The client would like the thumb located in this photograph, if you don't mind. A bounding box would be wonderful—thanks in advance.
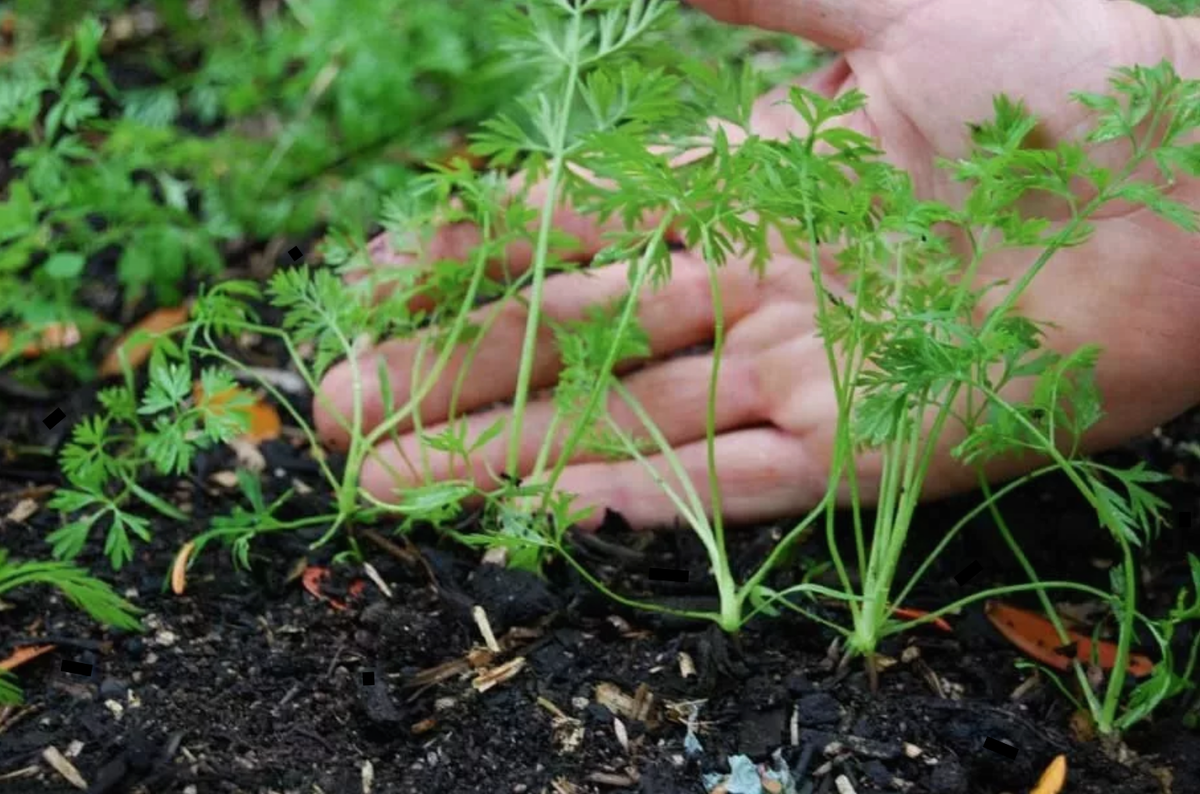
[685,0,909,51]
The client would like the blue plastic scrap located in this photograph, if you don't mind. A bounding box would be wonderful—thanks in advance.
[702,750,797,794]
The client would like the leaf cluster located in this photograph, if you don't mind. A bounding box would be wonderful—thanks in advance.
[49,332,256,568]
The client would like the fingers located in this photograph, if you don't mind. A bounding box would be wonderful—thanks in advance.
[550,426,865,530]
[356,173,620,312]
[686,0,913,51]
[316,251,784,449]
[356,349,768,499]
[360,169,678,312]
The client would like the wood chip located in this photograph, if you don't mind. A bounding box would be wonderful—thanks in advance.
[1010,672,1043,701]
[230,438,266,472]
[1,644,56,672]
[0,323,81,358]
[170,541,195,595]
[613,717,629,752]
[481,546,508,566]
[834,774,857,794]
[0,766,40,783]
[584,771,640,787]
[595,682,638,719]
[1031,754,1067,794]
[209,470,239,489]
[408,658,471,688]
[677,651,696,679]
[550,778,579,794]
[631,682,654,722]
[361,562,393,600]
[5,498,38,524]
[472,606,500,654]
[471,657,525,693]
[411,717,437,735]
[361,759,374,794]
[238,366,307,395]
[465,647,496,669]
[41,746,87,790]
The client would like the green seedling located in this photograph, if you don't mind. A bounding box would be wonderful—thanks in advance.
[380,0,1197,737]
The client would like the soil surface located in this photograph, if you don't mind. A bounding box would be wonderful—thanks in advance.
[2,383,1200,793]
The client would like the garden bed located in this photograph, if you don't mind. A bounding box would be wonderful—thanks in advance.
[1,388,1198,793]
[3,2,1200,792]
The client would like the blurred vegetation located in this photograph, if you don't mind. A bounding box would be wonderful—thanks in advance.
[0,0,814,381]
[2,0,1186,382]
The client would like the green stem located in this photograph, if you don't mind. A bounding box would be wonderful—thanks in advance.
[538,219,673,490]
[506,7,585,477]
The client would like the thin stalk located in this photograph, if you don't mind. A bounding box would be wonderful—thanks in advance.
[360,222,493,448]
[880,579,1124,633]
[890,463,1063,609]
[603,408,704,530]
[797,156,864,625]
[607,385,742,630]
[538,219,673,489]
[505,7,585,477]
[983,476,1106,721]
[974,385,1144,733]
[700,231,737,630]
[1100,535,1138,730]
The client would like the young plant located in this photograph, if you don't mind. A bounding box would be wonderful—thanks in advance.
[0,546,141,705]
[46,340,260,570]
[727,62,1200,734]
[384,0,1200,737]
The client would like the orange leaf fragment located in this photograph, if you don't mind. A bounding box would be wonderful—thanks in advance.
[171,541,195,595]
[301,565,347,611]
[0,323,81,358]
[1030,754,1067,794]
[0,643,56,672]
[892,605,953,633]
[98,305,190,377]
[985,600,1155,677]
[192,382,281,443]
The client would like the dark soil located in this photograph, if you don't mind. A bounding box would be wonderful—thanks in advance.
[2,388,1200,793]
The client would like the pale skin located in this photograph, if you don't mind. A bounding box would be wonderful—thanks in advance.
[315,0,1200,530]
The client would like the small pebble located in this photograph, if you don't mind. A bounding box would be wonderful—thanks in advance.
[98,678,128,700]
[795,693,841,726]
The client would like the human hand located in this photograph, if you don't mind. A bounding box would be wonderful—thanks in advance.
[315,0,1200,529]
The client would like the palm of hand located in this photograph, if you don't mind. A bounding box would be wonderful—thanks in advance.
[316,0,1200,528]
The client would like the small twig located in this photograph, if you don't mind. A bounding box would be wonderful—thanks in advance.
[290,725,335,753]
[472,606,500,654]
[277,683,301,708]
[0,484,56,504]
[0,703,39,737]
[566,528,646,564]
[324,638,346,679]
[357,527,438,585]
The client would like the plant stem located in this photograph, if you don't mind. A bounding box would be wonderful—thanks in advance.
[505,6,585,477]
